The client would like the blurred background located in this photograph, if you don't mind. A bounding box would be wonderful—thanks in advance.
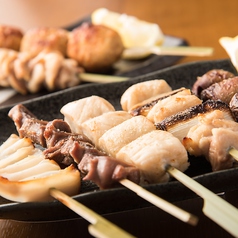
[0,0,237,63]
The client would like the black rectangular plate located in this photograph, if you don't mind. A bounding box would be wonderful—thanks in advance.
[0,59,237,222]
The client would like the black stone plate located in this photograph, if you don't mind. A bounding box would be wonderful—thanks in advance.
[0,59,237,222]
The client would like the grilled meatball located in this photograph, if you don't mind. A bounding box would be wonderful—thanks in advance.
[0,25,23,51]
[67,23,124,73]
[20,27,69,57]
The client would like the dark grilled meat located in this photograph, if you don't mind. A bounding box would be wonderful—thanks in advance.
[8,104,48,147]
[200,76,238,104]
[8,104,140,189]
[192,69,235,97]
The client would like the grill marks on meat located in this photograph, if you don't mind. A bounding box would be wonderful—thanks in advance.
[8,104,140,189]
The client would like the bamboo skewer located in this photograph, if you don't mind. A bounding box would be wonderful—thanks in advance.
[79,73,129,83]
[166,165,238,237]
[122,46,214,60]
[119,179,198,226]
[50,188,136,238]
[229,148,238,161]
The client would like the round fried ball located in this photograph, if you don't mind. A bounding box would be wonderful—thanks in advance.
[20,27,69,57]
[0,25,23,51]
[67,23,124,73]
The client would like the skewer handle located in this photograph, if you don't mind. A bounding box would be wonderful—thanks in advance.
[50,188,136,238]
[120,179,198,226]
[79,73,129,83]
[166,165,238,237]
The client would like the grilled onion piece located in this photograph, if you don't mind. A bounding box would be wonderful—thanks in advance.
[0,134,80,202]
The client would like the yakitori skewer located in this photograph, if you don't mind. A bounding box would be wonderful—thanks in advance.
[50,188,136,238]
[166,165,238,237]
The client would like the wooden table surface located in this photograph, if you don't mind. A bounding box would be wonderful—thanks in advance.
[0,1,238,237]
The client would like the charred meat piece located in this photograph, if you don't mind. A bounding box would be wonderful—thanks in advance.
[43,119,90,148]
[192,69,235,97]
[8,104,48,147]
[200,76,238,104]
[79,154,140,189]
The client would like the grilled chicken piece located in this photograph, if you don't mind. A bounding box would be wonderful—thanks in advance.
[155,100,235,142]
[0,49,83,94]
[200,76,238,104]
[192,69,235,97]
[61,96,115,134]
[183,111,238,171]
[98,115,155,157]
[120,79,172,111]
[209,128,238,171]
[116,130,189,184]
[82,111,132,148]
[146,89,202,123]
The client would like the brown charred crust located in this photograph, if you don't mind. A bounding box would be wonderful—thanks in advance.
[155,100,233,130]
[130,88,186,116]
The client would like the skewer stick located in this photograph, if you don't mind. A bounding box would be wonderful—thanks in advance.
[229,148,238,161]
[119,179,198,226]
[50,188,136,238]
[79,73,129,83]
[166,165,238,237]
[122,46,214,60]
